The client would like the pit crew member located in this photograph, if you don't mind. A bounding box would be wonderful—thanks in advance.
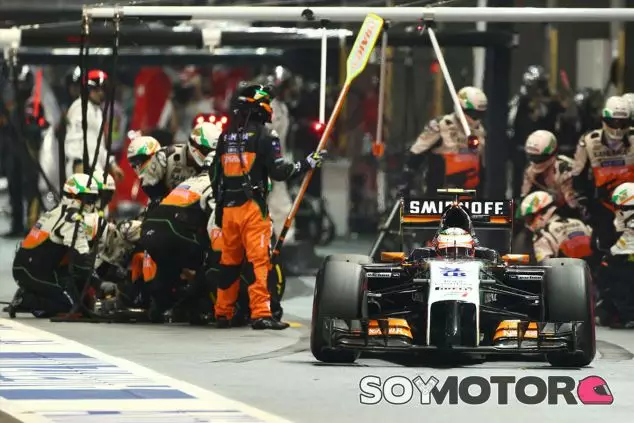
[9,173,103,317]
[595,182,634,328]
[128,122,215,210]
[517,191,594,264]
[140,128,221,323]
[400,86,487,196]
[521,130,585,217]
[210,84,326,330]
[64,70,124,182]
[572,96,634,251]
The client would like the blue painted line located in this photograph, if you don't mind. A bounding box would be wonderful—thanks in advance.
[0,389,196,400]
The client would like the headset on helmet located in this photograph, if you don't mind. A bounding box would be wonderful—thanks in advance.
[189,121,222,167]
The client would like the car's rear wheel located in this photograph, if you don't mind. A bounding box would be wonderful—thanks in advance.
[311,258,368,363]
[543,258,596,367]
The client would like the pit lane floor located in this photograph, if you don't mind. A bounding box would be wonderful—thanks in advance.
[1,217,634,422]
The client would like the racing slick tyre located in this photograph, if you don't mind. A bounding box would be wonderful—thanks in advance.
[543,258,596,368]
[311,260,367,363]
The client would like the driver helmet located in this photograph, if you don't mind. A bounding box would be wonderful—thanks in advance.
[127,136,161,176]
[525,130,558,171]
[517,191,557,232]
[456,86,487,126]
[611,182,634,232]
[602,96,631,141]
[61,173,100,211]
[189,121,221,167]
[435,227,475,258]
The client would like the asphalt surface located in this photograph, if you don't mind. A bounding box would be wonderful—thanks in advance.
[1,207,634,422]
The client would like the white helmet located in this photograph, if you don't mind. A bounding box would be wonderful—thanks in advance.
[602,96,631,140]
[92,168,116,206]
[525,130,558,165]
[622,93,634,116]
[456,86,487,123]
[62,173,100,210]
[518,191,556,232]
[127,136,161,174]
[189,121,222,167]
[612,182,634,232]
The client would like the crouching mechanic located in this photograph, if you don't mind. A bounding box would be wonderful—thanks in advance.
[128,122,215,211]
[210,84,326,330]
[516,191,594,264]
[140,126,222,323]
[9,174,103,318]
[494,193,594,345]
[595,182,634,328]
[522,130,586,218]
[400,86,487,196]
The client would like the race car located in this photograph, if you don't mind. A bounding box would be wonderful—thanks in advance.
[310,189,595,367]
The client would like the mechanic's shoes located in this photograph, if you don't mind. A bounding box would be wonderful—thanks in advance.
[215,317,232,328]
[251,317,290,330]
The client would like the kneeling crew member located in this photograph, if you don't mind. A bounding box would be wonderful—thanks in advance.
[141,126,221,322]
[10,174,102,317]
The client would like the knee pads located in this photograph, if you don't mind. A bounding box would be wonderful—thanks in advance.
[217,264,241,290]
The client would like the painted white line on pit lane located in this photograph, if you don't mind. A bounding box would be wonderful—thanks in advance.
[0,318,293,423]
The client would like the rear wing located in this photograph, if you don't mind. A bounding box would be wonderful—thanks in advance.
[400,197,514,254]
[401,198,514,230]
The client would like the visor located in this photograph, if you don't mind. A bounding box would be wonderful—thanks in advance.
[527,153,555,164]
[464,109,485,121]
[129,155,151,170]
[603,117,630,130]
[437,247,474,257]
[76,193,100,205]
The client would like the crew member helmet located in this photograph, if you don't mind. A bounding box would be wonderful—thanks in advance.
[602,96,631,140]
[189,121,221,167]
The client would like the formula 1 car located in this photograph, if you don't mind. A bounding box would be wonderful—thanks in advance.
[310,189,595,367]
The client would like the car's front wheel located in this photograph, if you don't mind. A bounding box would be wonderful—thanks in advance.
[310,259,367,363]
[543,258,596,367]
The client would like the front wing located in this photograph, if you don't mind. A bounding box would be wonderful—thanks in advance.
[324,319,584,354]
